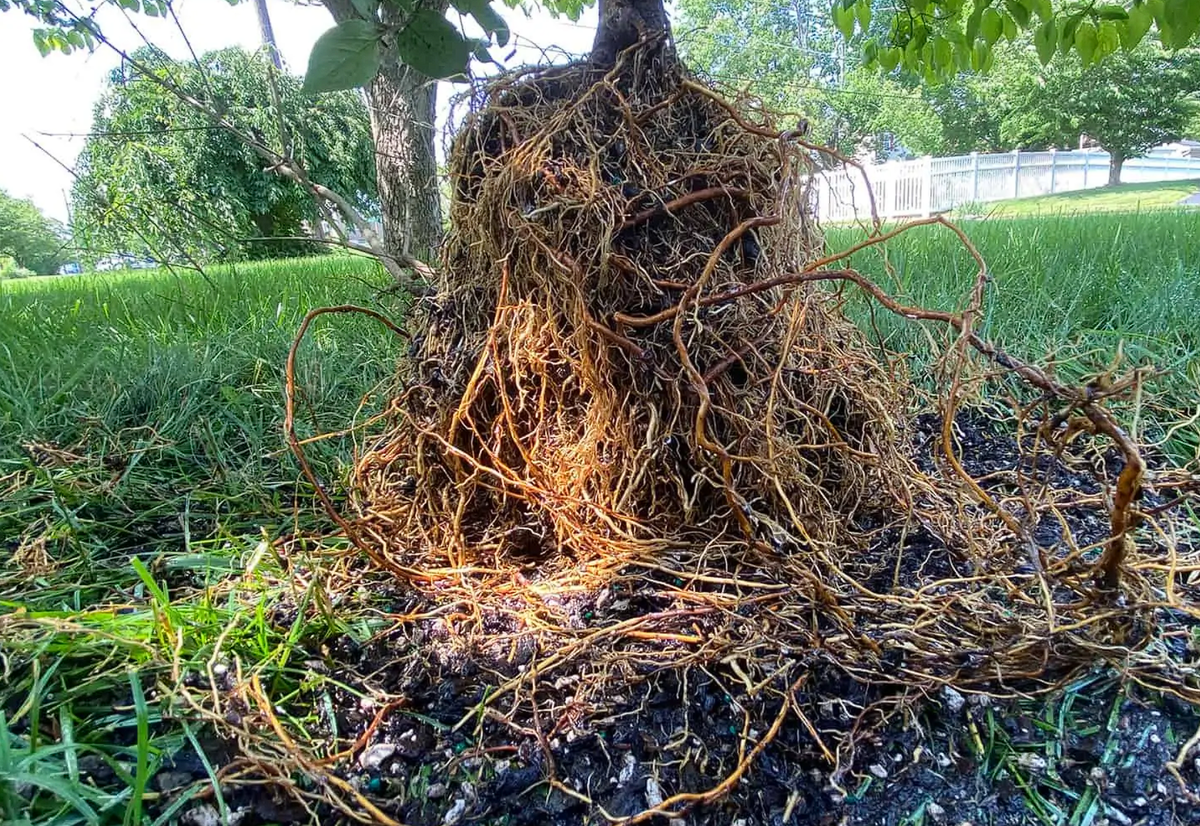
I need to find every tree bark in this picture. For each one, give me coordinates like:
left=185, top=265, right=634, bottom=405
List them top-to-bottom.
left=253, top=0, right=282, bottom=71
left=320, top=0, right=443, bottom=261
left=592, top=0, right=672, bottom=65
left=1107, top=151, right=1125, bottom=186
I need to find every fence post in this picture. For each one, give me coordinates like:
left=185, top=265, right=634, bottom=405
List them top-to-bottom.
left=1049, top=148, right=1057, bottom=194
left=1012, top=149, right=1021, bottom=198
left=970, top=151, right=979, bottom=202
left=1083, top=153, right=1091, bottom=188
left=922, top=155, right=934, bottom=216
left=886, top=164, right=898, bottom=218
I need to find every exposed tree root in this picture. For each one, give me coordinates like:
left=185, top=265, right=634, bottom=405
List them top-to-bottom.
left=275, top=44, right=1200, bottom=823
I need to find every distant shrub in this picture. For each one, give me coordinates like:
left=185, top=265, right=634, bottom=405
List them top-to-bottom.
left=0, top=255, right=36, bottom=280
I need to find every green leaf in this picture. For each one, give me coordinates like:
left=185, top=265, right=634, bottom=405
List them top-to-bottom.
left=350, top=0, right=376, bottom=20
left=452, top=0, right=511, bottom=47
left=855, top=0, right=872, bottom=31
left=1004, top=0, right=1031, bottom=27
left=1033, top=0, right=1052, bottom=21
left=1161, top=0, right=1200, bottom=48
left=965, top=1, right=984, bottom=42
left=1122, top=2, right=1153, bottom=48
left=833, top=3, right=856, bottom=40
left=1096, top=4, right=1129, bottom=19
left=981, top=8, right=1004, bottom=44
left=395, top=9, right=472, bottom=79
left=1002, top=12, right=1019, bottom=40
left=1059, top=14, right=1080, bottom=55
left=1035, top=18, right=1057, bottom=63
left=302, top=20, right=382, bottom=94
left=1096, top=20, right=1122, bottom=59
left=910, top=21, right=929, bottom=49
left=1075, top=21, right=1097, bottom=63
left=32, top=29, right=51, bottom=57
left=933, top=35, right=953, bottom=69
left=471, top=37, right=499, bottom=64
left=862, top=37, right=879, bottom=63
left=954, top=39, right=972, bottom=69
left=971, top=39, right=991, bottom=69
left=981, top=44, right=995, bottom=71
left=879, top=46, right=901, bottom=71
left=127, top=670, right=150, bottom=826
left=4, top=773, right=99, bottom=825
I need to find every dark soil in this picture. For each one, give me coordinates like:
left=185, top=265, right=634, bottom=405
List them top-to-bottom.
left=165, top=410, right=1200, bottom=826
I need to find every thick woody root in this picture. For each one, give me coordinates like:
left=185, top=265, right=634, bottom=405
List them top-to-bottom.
left=282, top=48, right=1200, bottom=820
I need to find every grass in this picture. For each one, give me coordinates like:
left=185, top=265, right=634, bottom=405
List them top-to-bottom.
left=960, top=179, right=1200, bottom=217
left=828, top=210, right=1200, bottom=460
left=1, top=211, right=1198, bottom=823
left=0, top=253, right=402, bottom=825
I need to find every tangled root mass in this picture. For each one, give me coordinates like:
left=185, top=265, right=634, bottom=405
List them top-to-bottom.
left=323, top=46, right=1197, bottom=803
left=357, top=54, right=909, bottom=576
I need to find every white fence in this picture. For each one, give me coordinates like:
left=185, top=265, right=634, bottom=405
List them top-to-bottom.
left=815, top=149, right=1200, bottom=222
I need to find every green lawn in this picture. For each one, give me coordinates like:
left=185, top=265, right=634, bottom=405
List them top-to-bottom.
left=962, top=178, right=1200, bottom=217
left=828, top=211, right=1200, bottom=461
left=1, top=212, right=1198, bottom=822
left=0, top=254, right=403, bottom=826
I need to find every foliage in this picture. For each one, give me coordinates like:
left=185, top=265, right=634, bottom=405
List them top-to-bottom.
left=4, top=0, right=540, bottom=89
left=10, top=0, right=1194, bottom=95
left=677, top=0, right=850, bottom=113
left=677, top=0, right=958, bottom=159
left=848, top=0, right=1200, bottom=80
left=997, top=42, right=1200, bottom=175
left=70, top=47, right=377, bottom=264
left=825, top=69, right=946, bottom=157
left=921, top=72, right=1005, bottom=152
left=0, top=188, right=66, bottom=275
left=0, top=255, right=36, bottom=279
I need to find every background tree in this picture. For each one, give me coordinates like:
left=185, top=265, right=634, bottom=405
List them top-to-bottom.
left=7, top=0, right=1198, bottom=272
left=314, top=0, right=442, bottom=260
left=676, top=0, right=846, bottom=115
left=677, top=0, right=956, bottom=159
left=998, top=42, right=1200, bottom=183
left=71, top=46, right=377, bottom=265
left=825, top=68, right=946, bottom=158
left=921, top=71, right=1004, bottom=153
left=0, top=188, right=67, bottom=275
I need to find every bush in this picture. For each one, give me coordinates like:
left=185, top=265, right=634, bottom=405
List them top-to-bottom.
left=0, top=190, right=67, bottom=275
left=0, top=255, right=36, bottom=279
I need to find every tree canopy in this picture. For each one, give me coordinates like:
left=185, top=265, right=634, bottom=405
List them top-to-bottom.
left=6, top=0, right=1199, bottom=92
left=677, top=0, right=975, bottom=159
left=852, top=0, right=1200, bottom=79
left=995, top=41, right=1200, bottom=181
left=71, top=46, right=377, bottom=264
left=0, top=188, right=67, bottom=275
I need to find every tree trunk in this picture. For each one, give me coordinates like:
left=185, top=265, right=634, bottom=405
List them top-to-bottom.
left=253, top=0, right=282, bottom=71
left=320, top=0, right=443, bottom=261
left=592, top=0, right=673, bottom=65
left=1107, top=151, right=1125, bottom=186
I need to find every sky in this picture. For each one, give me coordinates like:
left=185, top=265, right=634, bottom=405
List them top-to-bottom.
left=0, top=0, right=599, bottom=222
